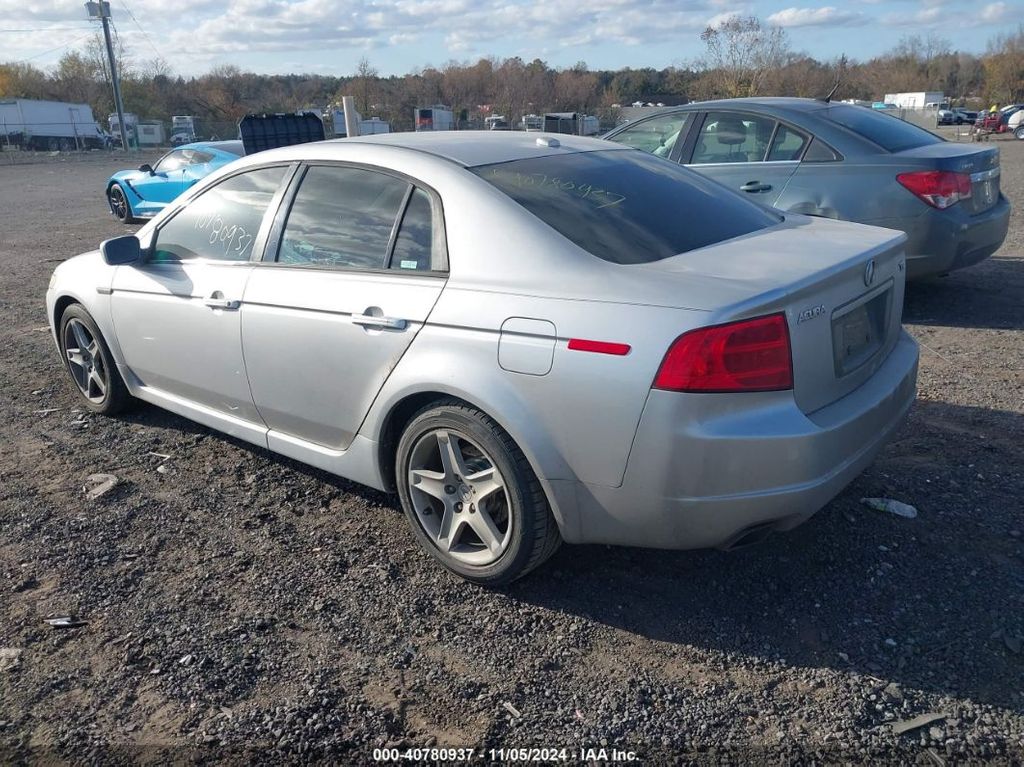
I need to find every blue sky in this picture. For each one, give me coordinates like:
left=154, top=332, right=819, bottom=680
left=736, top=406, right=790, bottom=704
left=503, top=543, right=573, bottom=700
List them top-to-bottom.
left=1, top=0, right=1021, bottom=76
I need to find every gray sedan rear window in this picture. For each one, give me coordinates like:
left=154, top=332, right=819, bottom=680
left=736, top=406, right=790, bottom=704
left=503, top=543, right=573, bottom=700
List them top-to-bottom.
left=820, top=104, right=942, bottom=153
left=470, top=151, right=779, bottom=264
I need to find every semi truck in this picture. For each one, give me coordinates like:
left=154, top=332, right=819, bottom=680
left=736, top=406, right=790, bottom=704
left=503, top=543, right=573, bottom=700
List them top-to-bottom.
left=0, top=98, right=107, bottom=150
left=414, top=105, right=454, bottom=131
left=170, top=115, right=203, bottom=145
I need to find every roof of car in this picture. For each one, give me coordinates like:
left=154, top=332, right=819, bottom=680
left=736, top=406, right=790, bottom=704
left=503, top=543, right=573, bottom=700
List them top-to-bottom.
left=671, top=97, right=833, bottom=114
left=333, top=131, right=626, bottom=167
left=181, top=140, right=244, bottom=156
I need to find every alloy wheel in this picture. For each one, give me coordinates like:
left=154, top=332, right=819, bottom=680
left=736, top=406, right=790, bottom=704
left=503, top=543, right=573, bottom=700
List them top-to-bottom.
left=109, top=187, right=128, bottom=220
left=63, top=318, right=108, bottom=403
left=407, top=429, right=513, bottom=566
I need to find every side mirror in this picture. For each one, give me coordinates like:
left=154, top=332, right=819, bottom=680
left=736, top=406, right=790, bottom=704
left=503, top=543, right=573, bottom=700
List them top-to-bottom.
left=138, top=163, right=154, bottom=175
left=100, top=235, right=141, bottom=266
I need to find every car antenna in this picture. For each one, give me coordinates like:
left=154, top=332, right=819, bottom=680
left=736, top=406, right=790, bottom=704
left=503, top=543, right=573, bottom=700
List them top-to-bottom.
left=820, top=56, right=846, bottom=103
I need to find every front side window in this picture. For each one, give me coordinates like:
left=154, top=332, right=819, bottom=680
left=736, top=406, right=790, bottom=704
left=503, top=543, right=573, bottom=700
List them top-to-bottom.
left=608, top=112, right=690, bottom=159
left=691, top=112, right=776, bottom=164
left=154, top=150, right=188, bottom=173
left=471, top=150, right=779, bottom=264
left=151, top=166, right=287, bottom=263
left=276, top=166, right=410, bottom=269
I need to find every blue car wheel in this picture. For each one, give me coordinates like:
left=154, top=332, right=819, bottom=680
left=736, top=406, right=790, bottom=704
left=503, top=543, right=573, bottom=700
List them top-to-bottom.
left=108, top=183, right=138, bottom=224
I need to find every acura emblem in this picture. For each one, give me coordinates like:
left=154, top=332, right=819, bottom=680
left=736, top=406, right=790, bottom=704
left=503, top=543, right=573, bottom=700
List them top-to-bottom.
left=864, top=259, right=876, bottom=287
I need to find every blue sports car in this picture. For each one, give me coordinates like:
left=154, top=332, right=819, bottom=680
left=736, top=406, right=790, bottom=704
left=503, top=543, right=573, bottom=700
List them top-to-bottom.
left=106, top=141, right=244, bottom=223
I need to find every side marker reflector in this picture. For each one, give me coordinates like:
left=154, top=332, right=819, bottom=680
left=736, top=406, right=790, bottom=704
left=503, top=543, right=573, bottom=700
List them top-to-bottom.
left=567, top=339, right=631, bottom=356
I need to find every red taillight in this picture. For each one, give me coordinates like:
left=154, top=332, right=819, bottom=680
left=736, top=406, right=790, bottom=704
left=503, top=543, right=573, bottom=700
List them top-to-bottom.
left=896, top=170, right=971, bottom=210
left=653, top=313, right=793, bottom=393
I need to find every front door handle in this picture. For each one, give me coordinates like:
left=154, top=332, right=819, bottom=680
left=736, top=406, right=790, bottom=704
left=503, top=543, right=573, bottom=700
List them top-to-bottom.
left=740, top=180, right=772, bottom=193
left=203, top=292, right=240, bottom=310
left=352, top=313, right=407, bottom=330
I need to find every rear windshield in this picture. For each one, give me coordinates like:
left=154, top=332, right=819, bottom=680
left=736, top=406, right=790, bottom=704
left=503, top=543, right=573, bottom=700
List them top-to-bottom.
left=819, top=104, right=943, bottom=152
left=218, top=141, right=245, bottom=156
left=469, top=150, right=779, bottom=264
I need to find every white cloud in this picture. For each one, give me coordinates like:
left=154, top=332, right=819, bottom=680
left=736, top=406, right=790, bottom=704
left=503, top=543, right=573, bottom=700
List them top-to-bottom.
left=980, top=2, right=1006, bottom=22
left=767, top=6, right=867, bottom=27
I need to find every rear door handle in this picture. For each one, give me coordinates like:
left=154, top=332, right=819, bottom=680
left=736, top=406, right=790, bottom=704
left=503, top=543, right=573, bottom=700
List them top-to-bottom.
left=740, top=181, right=772, bottom=193
left=203, top=292, right=240, bottom=310
left=352, top=313, right=408, bottom=330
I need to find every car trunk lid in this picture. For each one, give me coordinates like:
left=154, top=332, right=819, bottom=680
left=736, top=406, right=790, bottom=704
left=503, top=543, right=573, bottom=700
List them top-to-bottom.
left=894, top=143, right=1001, bottom=215
left=631, top=215, right=907, bottom=414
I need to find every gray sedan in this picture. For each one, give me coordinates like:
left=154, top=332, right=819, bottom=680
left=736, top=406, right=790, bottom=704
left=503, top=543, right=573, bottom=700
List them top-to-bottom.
left=603, top=97, right=1010, bottom=280
left=46, top=132, right=918, bottom=584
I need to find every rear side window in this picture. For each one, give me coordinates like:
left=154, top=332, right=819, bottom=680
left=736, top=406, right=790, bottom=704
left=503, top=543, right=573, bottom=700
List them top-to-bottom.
left=820, top=104, right=942, bottom=152
left=767, top=124, right=809, bottom=161
left=802, top=136, right=841, bottom=163
left=470, top=150, right=779, bottom=265
left=277, top=166, right=409, bottom=269
left=389, top=188, right=445, bottom=272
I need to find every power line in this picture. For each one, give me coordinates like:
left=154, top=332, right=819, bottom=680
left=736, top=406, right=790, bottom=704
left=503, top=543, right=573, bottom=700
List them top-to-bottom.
left=117, top=0, right=170, bottom=70
left=0, top=26, right=94, bottom=33
left=12, top=33, right=95, bottom=64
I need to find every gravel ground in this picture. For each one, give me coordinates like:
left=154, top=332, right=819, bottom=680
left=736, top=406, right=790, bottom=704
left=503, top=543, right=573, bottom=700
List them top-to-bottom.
left=0, top=140, right=1022, bottom=764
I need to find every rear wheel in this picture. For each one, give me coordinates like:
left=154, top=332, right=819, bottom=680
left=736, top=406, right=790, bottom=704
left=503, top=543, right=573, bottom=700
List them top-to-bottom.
left=1016, top=126, right=1024, bottom=141
left=108, top=183, right=137, bottom=224
left=59, top=304, right=132, bottom=415
left=395, top=400, right=561, bottom=586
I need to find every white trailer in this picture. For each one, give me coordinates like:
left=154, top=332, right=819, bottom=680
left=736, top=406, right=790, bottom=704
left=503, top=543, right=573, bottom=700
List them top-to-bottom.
left=883, top=92, right=946, bottom=110
left=0, top=98, right=106, bottom=150
left=414, top=105, right=454, bottom=131
left=359, top=118, right=390, bottom=135
left=137, top=121, right=166, bottom=147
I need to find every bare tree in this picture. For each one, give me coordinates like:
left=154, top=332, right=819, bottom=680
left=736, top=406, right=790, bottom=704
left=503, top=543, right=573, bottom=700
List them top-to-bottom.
left=698, top=15, right=789, bottom=98
left=353, top=56, right=378, bottom=114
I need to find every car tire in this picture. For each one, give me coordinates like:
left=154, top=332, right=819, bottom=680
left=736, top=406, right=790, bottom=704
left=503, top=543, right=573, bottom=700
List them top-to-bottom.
left=1016, top=126, right=1024, bottom=141
left=108, top=183, right=138, bottom=224
left=58, top=304, right=132, bottom=416
left=395, top=399, right=561, bottom=586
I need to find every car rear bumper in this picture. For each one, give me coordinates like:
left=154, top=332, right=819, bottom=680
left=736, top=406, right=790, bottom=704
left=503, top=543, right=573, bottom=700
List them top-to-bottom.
left=902, top=194, right=1010, bottom=279
left=572, top=330, right=919, bottom=549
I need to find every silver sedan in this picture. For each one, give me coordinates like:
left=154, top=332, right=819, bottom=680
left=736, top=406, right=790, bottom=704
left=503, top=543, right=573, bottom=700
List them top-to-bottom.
left=46, top=132, right=919, bottom=584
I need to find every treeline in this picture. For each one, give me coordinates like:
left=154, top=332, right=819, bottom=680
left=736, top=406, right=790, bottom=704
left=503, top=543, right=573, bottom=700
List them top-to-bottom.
left=1, top=18, right=1022, bottom=133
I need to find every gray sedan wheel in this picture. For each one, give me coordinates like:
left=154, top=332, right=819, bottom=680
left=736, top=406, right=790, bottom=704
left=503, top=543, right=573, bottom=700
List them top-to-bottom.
left=1016, top=126, right=1024, bottom=141
left=59, top=305, right=131, bottom=415
left=396, top=400, right=561, bottom=585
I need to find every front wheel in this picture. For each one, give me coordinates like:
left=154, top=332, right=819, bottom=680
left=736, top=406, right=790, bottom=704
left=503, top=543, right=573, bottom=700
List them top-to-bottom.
left=107, top=183, right=137, bottom=224
left=59, top=304, right=132, bottom=415
left=395, top=400, right=561, bottom=586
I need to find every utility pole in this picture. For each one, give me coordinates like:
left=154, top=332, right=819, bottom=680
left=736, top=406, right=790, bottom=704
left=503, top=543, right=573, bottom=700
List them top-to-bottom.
left=85, top=1, right=129, bottom=151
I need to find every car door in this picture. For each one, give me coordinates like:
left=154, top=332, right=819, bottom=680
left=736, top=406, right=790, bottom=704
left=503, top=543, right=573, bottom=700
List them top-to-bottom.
left=683, top=111, right=807, bottom=206
left=129, top=149, right=192, bottom=214
left=181, top=149, right=224, bottom=196
left=240, top=164, right=448, bottom=451
left=109, top=165, right=292, bottom=431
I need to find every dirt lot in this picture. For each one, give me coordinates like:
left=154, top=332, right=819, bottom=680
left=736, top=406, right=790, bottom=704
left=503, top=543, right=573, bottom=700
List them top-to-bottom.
left=1, top=138, right=1022, bottom=764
